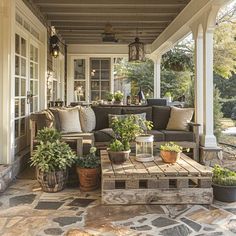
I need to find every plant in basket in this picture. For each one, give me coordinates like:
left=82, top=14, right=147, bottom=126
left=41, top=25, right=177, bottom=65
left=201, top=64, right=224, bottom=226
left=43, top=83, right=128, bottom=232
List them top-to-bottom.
left=108, top=115, right=153, bottom=164
left=31, top=127, right=77, bottom=193
left=160, top=142, right=188, bottom=164
left=76, top=147, right=101, bottom=191
left=212, top=165, right=236, bottom=202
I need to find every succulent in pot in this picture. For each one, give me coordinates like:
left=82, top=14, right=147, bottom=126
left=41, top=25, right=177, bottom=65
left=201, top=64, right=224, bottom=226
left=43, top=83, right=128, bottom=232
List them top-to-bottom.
left=108, top=115, right=153, bottom=164
left=31, top=128, right=77, bottom=192
left=160, top=142, right=185, bottom=163
left=76, top=147, right=101, bottom=191
left=212, top=165, right=236, bottom=202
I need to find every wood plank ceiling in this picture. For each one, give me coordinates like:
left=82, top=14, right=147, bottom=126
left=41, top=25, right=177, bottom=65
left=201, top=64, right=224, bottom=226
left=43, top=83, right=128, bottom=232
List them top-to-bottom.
left=31, top=0, right=191, bottom=44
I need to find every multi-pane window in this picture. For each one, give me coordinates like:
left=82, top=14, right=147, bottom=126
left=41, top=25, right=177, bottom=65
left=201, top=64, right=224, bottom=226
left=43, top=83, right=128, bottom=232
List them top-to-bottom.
left=90, top=58, right=110, bottom=101
left=74, top=59, right=86, bottom=101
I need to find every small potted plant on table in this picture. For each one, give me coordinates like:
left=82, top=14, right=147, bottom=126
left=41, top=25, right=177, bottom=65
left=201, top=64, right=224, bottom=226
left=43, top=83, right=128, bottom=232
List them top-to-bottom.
left=113, top=90, right=124, bottom=105
left=106, top=92, right=114, bottom=104
left=108, top=115, right=152, bottom=164
left=31, top=128, right=77, bottom=192
left=160, top=142, right=184, bottom=164
left=76, top=147, right=100, bottom=191
left=212, top=165, right=236, bottom=202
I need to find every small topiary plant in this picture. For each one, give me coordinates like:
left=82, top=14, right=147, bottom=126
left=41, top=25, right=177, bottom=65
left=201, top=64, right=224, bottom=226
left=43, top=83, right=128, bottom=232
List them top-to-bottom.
left=213, top=165, right=236, bottom=186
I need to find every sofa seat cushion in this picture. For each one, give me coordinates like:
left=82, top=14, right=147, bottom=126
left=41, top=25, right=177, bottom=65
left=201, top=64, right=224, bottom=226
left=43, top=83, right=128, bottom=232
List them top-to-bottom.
left=92, top=106, right=122, bottom=130
left=122, top=106, right=152, bottom=121
left=152, top=106, right=171, bottom=130
left=94, top=128, right=115, bottom=142
left=147, top=130, right=165, bottom=142
left=161, top=130, right=195, bottom=142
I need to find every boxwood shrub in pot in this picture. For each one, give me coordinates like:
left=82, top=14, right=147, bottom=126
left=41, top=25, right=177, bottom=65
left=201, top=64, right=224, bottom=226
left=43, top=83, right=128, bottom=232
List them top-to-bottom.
left=108, top=115, right=153, bottom=164
left=31, top=128, right=77, bottom=192
left=76, top=147, right=101, bottom=191
left=212, top=165, right=236, bottom=202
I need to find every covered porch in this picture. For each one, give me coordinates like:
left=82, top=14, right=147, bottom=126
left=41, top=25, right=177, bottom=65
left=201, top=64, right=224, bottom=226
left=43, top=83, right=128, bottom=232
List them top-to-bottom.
left=0, top=0, right=235, bottom=235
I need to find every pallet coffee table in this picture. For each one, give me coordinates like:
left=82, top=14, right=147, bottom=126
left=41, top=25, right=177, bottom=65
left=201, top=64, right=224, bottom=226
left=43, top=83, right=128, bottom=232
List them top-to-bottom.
left=100, top=150, right=213, bottom=205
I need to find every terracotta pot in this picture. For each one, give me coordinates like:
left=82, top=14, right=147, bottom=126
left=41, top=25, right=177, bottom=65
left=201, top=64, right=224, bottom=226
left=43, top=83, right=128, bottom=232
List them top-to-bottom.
left=107, top=149, right=130, bottom=164
left=160, top=150, right=180, bottom=163
left=76, top=167, right=100, bottom=191
left=213, top=183, right=236, bottom=202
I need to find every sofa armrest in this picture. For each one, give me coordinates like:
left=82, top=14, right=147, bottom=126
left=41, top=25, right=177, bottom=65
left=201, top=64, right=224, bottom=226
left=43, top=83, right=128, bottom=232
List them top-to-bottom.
left=188, top=122, right=200, bottom=144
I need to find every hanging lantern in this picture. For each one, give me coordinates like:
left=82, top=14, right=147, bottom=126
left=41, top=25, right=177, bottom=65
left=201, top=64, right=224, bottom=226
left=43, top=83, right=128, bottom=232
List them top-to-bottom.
left=50, top=35, right=60, bottom=58
left=128, top=37, right=145, bottom=62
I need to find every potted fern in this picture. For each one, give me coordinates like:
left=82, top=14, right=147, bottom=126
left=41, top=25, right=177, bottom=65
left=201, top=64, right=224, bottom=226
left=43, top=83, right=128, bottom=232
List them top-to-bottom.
left=108, top=115, right=152, bottom=164
left=31, top=128, right=77, bottom=192
left=160, top=142, right=184, bottom=163
left=76, top=147, right=100, bottom=191
left=212, top=165, right=236, bottom=202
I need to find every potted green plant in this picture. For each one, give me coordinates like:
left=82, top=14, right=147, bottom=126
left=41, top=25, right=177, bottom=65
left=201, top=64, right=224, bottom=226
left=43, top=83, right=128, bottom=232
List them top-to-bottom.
left=113, top=90, right=124, bottom=104
left=106, top=92, right=114, bottom=104
left=164, top=92, right=172, bottom=103
left=108, top=115, right=153, bottom=164
left=31, top=127, right=77, bottom=192
left=160, top=142, right=184, bottom=163
left=76, top=147, right=100, bottom=191
left=212, top=165, right=236, bottom=202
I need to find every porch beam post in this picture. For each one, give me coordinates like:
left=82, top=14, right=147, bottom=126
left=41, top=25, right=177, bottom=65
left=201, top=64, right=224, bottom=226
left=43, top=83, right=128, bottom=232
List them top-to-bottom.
left=192, top=24, right=204, bottom=135
left=201, top=27, right=217, bottom=147
left=153, top=55, right=161, bottom=98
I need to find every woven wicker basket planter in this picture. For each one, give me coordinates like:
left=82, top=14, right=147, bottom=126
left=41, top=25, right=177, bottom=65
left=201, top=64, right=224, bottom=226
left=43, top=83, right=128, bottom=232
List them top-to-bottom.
left=36, top=168, right=68, bottom=193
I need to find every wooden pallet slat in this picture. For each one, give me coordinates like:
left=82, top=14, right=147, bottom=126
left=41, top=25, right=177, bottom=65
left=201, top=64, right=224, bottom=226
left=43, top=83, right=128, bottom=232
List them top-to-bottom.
left=181, top=154, right=212, bottom=176
left=129, top=156, right=150, bottom=178
left=154, top=157, right=178, bottom=176
left=177, top=158, right=200, bottom=176
left=142, top=159, right=165, bottom=176
left=102, top=188, right=213, bottom=205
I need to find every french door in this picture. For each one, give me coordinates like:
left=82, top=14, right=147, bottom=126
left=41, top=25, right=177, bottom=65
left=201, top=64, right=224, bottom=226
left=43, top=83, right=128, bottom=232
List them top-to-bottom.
left=14, top=32, right=39, bottom=154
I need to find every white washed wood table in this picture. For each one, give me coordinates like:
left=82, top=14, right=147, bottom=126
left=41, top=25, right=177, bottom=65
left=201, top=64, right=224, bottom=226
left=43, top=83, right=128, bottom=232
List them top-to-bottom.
left=100, top=150, right=213, bottom=205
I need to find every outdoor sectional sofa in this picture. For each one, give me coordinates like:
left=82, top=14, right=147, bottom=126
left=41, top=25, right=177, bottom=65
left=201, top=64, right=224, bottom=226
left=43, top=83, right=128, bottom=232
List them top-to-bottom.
left=30, top=105, right=200, bottom=161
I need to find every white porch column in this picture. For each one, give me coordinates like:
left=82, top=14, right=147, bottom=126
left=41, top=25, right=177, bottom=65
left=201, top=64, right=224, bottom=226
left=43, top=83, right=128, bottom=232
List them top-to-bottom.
left=0, top=0, right=15, bottom=164
left=192, top=25, right=204, bottom=135
left=201, top=28, right=217, bottom=147
left=153, top=56, right=161, bottom=98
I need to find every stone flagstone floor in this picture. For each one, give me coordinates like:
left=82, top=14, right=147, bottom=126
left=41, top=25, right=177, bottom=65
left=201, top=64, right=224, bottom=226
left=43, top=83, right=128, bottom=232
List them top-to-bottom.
left=0, top=179, right=236, bottom=236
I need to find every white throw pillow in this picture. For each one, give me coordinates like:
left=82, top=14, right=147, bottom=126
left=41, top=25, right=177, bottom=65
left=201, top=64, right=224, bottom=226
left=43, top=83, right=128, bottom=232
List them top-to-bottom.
left=79, top=106, right=96, bottom=132
left=166, top=107, right=194, bottom=131
left=58, top=108, right=82, bottom=133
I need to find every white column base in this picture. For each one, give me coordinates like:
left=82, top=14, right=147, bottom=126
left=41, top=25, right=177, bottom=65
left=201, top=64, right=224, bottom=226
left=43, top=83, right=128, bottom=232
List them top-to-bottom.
left=200, top=134, right=217, bottom=148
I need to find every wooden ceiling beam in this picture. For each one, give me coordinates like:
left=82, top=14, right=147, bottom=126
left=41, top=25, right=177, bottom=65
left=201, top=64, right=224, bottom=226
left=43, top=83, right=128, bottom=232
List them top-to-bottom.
left=34, top=0, right=190, bottom=7
left=40, top=7, right=181, bottom=14
left=48, top=15, right=174, bottom=22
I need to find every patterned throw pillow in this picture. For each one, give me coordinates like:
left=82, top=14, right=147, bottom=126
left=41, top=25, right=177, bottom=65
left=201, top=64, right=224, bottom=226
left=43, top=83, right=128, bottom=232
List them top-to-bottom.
left=79, top=106, right=96, bottom=132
